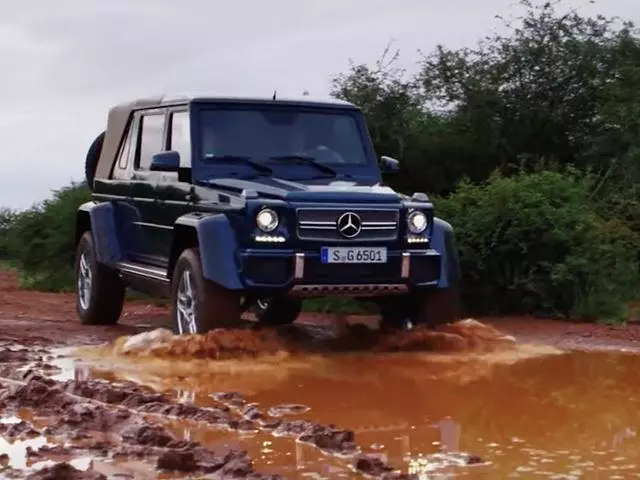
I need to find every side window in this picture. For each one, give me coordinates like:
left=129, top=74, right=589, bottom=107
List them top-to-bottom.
left=169, top=111, right=191, bottom=165
left=136, top=113, right=165, bottom=170
left=116, top=119, right=134, bottom=170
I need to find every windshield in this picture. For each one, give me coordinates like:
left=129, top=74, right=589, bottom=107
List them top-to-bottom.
left=198, top=107, right=370, bottom=168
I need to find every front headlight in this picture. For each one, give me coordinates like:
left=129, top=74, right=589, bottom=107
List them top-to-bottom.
left=256, top=208, right=279, bottom=232
left=407, top=210, right=427, bottom=234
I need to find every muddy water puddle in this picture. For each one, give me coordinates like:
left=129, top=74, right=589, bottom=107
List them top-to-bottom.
left=3, top=321, right=640, bottom=478
left=67, top=323, right=640, bottom=479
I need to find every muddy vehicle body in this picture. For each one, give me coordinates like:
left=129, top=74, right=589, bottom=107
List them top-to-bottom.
left=75, top=94, right=461, bottom=333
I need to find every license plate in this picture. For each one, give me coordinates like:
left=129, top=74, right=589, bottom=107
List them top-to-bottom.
left=320, top=247, right=387, bottom=264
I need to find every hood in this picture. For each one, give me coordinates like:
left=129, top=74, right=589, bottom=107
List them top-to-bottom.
left=206, top=176, right=404, bottom=203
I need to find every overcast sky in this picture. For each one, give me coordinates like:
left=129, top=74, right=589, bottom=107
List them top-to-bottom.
left=1, top=0, right=638, bottom=209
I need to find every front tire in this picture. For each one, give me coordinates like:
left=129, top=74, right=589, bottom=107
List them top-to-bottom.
left=75, top=231, right=125, bottom=325
left=171, top=248, right=241, bottom=334
left=378, top=285, right=460, bottom=331
left=413, top=285, right=460, bottom=328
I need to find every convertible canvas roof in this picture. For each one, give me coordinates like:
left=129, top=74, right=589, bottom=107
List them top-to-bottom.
left=94, top=93, right=359, bottom=180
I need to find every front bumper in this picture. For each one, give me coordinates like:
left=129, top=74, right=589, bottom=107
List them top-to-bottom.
left=238, top=248, right=441, bottom=296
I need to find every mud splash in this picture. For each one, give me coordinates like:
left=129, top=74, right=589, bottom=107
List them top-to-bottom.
left=83, top=318, right=529, bottom=360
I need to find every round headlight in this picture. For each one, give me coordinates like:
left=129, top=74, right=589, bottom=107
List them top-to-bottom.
left=256, top=208, right=279, bottom=232
left=407, top=210, right=427, bottom=234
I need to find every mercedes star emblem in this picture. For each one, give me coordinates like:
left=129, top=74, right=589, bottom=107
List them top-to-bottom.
left=337, top=212, right=362, bottom=238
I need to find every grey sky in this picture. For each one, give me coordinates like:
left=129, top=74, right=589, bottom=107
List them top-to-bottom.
left=1, top=0, right=637, bottom=210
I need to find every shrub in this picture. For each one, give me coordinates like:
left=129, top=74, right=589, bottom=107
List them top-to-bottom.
left=435, top=169, right=639, bottom=322
left=6, top=182, right=91, bottom=291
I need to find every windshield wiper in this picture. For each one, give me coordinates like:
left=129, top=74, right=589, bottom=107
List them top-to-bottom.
left=204, top=154, right=273, bottom=175
left=267, top=155, right=337, bottom=177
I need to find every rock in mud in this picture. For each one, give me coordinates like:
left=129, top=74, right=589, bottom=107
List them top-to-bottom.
left=0, top=348, right=35, bottom=363
left=212, top=391, right=246, bottom=409
left=267, top=403, right=310, bottom=417
left=242, top=404, right=264, bottom=421
left=0, top=420, right=39, bottom=439
left=274, top=420, right=358, bottom=455
left=119, top=423, right=181, bottom=448
left=157, top=450, right=197, bottom=472
left=354, top=454, right=395, bottom=476
left=466, top=454, right=484, bottom=465
left=26, top=462, right=106, bottom=480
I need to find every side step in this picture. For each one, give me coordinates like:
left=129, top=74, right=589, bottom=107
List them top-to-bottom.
left=116, top=261, right=169, bottom=283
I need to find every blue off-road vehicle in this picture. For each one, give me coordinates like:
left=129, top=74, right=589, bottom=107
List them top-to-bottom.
left=75, top=94, right=461, bottom=333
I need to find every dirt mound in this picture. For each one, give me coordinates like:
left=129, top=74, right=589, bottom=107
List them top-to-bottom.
left=100, top=318, right=517, bottom=362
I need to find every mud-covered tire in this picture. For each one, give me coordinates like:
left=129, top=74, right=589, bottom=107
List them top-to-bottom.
left=85, top=131, right=105, bottom=191
left=75, top=231, right=125, bottom=325
left=170, top=248, right=241, bottom=334
left=414, top=284, right=460, bottom=328
left=378, top=285, right=460, bottom=331
left=255, top=297, right=302, bottom=326
left=378, top=299, right=415, bottom=332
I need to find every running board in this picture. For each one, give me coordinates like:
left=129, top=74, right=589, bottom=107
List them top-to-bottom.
left=117, top=261, right=169, bottom=282
left=289, top=284, right=407, bottom=297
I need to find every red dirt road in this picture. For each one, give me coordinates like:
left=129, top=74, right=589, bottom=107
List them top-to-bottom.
left=0, top=269, right=638, bottom=351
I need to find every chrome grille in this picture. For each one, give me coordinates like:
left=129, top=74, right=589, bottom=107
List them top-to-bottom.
left=296, top=208, right=399, bottom=241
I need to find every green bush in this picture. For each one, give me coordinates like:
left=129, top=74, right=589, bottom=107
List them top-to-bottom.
left=436, top=169, right=639, bottom=322
left=6, top=183, right=91, bottom=291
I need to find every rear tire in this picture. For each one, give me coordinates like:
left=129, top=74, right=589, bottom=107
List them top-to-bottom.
left=75, top=231, right=125, bottom=325
left=170, top=248, right=241, bottom=334
left=255, top=297, right=302, bottom=326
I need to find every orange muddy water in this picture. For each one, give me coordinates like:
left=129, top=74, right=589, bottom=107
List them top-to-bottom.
left=71, top=331, right=640, bottom=479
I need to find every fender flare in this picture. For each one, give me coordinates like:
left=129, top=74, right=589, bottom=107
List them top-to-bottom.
left=75, top=201, right=124, bottom=266
left=173, top=213, right=244, bottom=290
left=430, top=217, right=461, bottom=289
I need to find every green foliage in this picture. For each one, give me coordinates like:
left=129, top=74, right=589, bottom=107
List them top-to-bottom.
left=0, top=0, right=638, bottom=322
left=329, top=0, right=640, bottom=320
left=435, top=169, right=639, bottom=322
left=5, top=183, right=91, bottom=291
left=0, top=208, right=17, bottom=260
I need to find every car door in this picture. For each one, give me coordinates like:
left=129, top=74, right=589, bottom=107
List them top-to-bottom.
left=127, top=108, right=173, bottom=267
left=153, top=108, right=193, bottom=266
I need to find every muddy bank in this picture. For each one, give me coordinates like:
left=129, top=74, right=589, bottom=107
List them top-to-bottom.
left=0, top=369, right=428, bottom=479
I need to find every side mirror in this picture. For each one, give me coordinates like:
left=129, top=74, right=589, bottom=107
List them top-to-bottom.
left=150, top=151, right=180, bottom=172
left=380, top=155, right=400, bottom=174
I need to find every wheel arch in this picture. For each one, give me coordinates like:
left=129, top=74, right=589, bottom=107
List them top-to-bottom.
left=170, top=213, right=244, bottom=289
left=431, top=216, right=461, bottom=289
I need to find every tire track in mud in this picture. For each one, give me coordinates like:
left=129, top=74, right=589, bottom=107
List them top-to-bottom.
left=0, top=369, right=421, bottom=479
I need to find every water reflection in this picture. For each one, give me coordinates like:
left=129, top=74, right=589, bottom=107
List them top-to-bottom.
left=68, top=343, right=640, bottom=478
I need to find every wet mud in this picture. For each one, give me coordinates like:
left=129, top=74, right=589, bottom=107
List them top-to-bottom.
left=1, top=270, right=640, bottom=478
left=0, top=370, right=421, bottom=479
